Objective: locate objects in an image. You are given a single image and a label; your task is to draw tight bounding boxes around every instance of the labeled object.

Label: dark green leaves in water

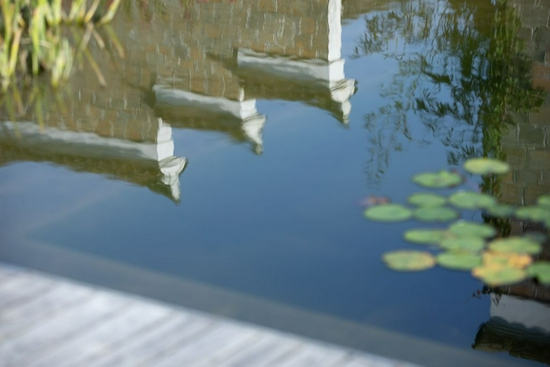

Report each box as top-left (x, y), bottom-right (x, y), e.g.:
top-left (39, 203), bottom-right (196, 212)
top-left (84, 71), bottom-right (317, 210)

top-left (363, 158), bottom-right (548, 286)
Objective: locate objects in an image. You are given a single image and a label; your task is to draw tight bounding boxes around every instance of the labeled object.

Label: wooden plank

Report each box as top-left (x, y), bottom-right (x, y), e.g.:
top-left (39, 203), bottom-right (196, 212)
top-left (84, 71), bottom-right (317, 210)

top-left (214, 331), bottom-right (303, 367)
top-left (0, 292), bottom-right (129, 367)
top-left (0, 282), bottom-right (93, 339)
top-left (0, 273), bottom-right (55, 309)
top-left (153, 321), bottom-right (259, 367)
top-left (274, 343), bottom-right (350, 367)
top-left (338, 352), bottom-right (406, 367)
top-left (89, 313), bottom-right (215, 367)
top-left (26, 301), bottom-right (173, 367)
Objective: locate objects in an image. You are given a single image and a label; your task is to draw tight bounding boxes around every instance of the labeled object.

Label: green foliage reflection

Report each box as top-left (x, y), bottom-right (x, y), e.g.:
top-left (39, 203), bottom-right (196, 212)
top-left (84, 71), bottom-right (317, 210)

top-left (357, 0), bottom-right (545, 185)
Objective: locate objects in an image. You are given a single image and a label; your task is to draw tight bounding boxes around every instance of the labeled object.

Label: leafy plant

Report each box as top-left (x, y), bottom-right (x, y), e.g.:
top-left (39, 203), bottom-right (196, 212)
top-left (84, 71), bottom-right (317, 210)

top-left (0, 0), bottom-right (122, 89)
top-left (364, 158), bottom-right (550, 287)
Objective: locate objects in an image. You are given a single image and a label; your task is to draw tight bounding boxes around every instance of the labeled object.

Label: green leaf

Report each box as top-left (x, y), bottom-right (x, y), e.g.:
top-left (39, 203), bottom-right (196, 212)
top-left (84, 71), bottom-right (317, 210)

top-left (382, 250), bottom-right (435, 271)
top-left (485, 204), bottom-right (515, 218)
top-left (488, 237), bottom-right (542, 255)
top-left (536, 195), bottom-right (550, 208)
top-left (412, 171), bottom-right (463, 189)
top-left (439, 237), bottom-right (485, 252)
top-left (437, 252), bottom-right (482, 270)
top-left (448, 221), bottom-right (496, 239)
top-left (408, 193), bottom-right (447, 207)
top-left (472, 266), bottom-right (528, 286)
top-left (448, 191), bottom-right (497, 210)
top-left (364, 204), bottom-right (412, 222)
top-left (527, 261), bottom-right (550, 285)
top-left (515, 206), bottom-right (550, 222)
top-left (413, 207), bottom-right (458, 222)
top-left (404, 229), bottom-right (447, 245)
top-left (463, 158), bottom-right (510, 175)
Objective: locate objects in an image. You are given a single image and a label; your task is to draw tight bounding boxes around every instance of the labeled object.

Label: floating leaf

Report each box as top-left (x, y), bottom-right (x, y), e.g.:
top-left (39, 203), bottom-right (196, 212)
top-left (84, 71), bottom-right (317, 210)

top-left (448, 221), bottom-right (496, 239)
top-left (537, 195), bottom-right (550, 208)
top-left (485, 204), bottom-right (515, 218)
top-left (412, 171), bottom-right (463, 189)
top-left (437, 252), bottom-right (482, 270)
top-left (472, 266), bottom-right (527, 286)
top-left (448, 191), bottom-right (497, 210)
top-left (404, 229), bottom-right (447, 245)
top-left (414, 207), bottom-right (458, 222)
top-left (488, 237), bottom-right (541, 255)
top-left (408, 193), bottom-right (447, 207)
top-left (364, 204), bottom-right (412, 222)
top-left (463, 158), bottom-right (510, 175)
top-left (440, 237), bottom-right (485, 252)
top-left (527, 261), bottom-right (550, 285)
top-left (515, 206), bottom-right (550, 222)
top-left (482, 252), bottom-right (532, 269)
top-left (382, 250), bottom-right (435, 271)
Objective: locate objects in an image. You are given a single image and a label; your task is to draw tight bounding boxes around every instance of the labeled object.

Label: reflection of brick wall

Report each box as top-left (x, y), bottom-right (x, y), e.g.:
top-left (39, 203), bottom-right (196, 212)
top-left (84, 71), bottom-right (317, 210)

top-left (500, 1), bottom-right (550, 206)
top-left (117, 0), bottom-right (336, 101)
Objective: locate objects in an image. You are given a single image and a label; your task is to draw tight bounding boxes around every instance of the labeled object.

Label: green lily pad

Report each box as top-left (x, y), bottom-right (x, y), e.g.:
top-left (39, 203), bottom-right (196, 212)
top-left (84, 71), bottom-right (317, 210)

top-left (485, 204), bottom-right (515, 218)
top-left (448, 221), bottom-right (496, 239)
top-left (439, 237), bottom-right (486, 252)
top-left (515, 206), bottom-right (550, 222)
top-left (437, 252), bottom-right (482, 271)
top-left (412, 171), bottom-right (463, 189)
top-left (364, 204), bottom-right (413, 222)
top-left (527, 261), bottom-right (550, 285)
top-left (482, 252), bottom-right (532, 269)
top-left (382, 250), bottom-right (435, 271)
top-left (463, 158), bottom-right (510, 175)
top-left (408, 193), bottom-right (447, 207)
top-left (488, 237), bottom-right (542, 255)
top-left (448, 191), bottom-right (497, 210)
top-left (472, 265), bottom-right (527, 286)
top-left (414, 207), bottom-right (458, 222)
top-left (537, 195), bottom-right (550, 208)
top-left (404, 229), bottom-right (447, 245)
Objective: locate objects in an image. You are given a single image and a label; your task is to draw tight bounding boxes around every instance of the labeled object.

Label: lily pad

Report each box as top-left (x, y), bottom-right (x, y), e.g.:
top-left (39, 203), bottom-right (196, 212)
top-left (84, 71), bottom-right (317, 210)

top-left (485, 204), bottom-right (515, 218)
top-left (437, 252), bottom-right (482, 271)
top-left (364, 204), bottom-right (413, 222)
top-left (488, 237), bottom-right (542, 255)
top-left (515, 206), bottom-right (550, 222)
top-left (414, 207), bottom-right (458, 222)
top-left (472, 265), bottom-right (527, 286)
top-left (482, 252), bottom-right (533, 269)
top-left (412, 171), bottom-right (463, 189)
top-left (439, 237), bottom-right (485, 252)
top-left (537, 195), bottom-right (550, 208)
top-left (408, 193), bottom-right (447, 207)
top-left (448, 191), bottom-right (497, 210)
top-left (448, 221), bottom-right (496, 239)
top-left (404, 229), bottom-right (447, 245)
top-left (463, 158), bottom-right (510, 175)
top-left (524, 231), bottom-right (547, 244)
top-left (382, 250), bottom-right (436, 271)
top-left (527, 261), bottom-right (550, 285)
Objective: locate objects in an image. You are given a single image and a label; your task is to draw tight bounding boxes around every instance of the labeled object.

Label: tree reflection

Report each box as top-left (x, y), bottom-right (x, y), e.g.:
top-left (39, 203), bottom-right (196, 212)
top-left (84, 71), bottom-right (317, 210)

top-left (355, 0), bottom-right (544, 186)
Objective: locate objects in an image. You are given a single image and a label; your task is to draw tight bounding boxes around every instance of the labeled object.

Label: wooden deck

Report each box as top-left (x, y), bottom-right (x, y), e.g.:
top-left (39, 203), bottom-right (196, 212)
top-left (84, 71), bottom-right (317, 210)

top-left (0, 263), bottom-right (417, 367)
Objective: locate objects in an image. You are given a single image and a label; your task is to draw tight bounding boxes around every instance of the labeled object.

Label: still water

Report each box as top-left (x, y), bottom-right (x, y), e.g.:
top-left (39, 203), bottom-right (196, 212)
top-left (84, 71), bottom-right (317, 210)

top-left (1, 0), bottom-right (549, 365)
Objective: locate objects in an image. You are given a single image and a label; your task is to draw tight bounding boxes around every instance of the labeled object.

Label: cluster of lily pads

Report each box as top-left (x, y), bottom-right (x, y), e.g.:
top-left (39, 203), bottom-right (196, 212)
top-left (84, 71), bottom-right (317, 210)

top-left (364, 158), bottom-right (550, 287)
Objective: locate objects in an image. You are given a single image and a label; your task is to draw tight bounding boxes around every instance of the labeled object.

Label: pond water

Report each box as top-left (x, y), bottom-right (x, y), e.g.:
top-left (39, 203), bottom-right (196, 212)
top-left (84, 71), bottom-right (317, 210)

top-left (1, 0), bottom-right (549, 366)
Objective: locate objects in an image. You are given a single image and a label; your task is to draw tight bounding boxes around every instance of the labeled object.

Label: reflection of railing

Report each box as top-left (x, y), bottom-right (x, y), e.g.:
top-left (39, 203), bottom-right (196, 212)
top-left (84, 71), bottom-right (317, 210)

top-left (0, 119), bottom-right (187, 202)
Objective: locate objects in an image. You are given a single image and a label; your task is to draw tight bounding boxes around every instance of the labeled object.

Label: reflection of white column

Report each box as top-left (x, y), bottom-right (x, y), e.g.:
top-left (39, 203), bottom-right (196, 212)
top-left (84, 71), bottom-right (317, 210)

top-left (0, 119), bottom-right (187, 202)
top-left (490, 294), bottom-right (550, 334)
top-left (153, 84), bottom-right (266, 153)
top-left (328, 0), bottom-right (342, 62)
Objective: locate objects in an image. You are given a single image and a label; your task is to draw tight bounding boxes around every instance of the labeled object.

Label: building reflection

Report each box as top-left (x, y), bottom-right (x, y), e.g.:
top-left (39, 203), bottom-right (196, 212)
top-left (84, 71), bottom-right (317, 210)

top-left (0, 0), bottom-right (359, 200)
